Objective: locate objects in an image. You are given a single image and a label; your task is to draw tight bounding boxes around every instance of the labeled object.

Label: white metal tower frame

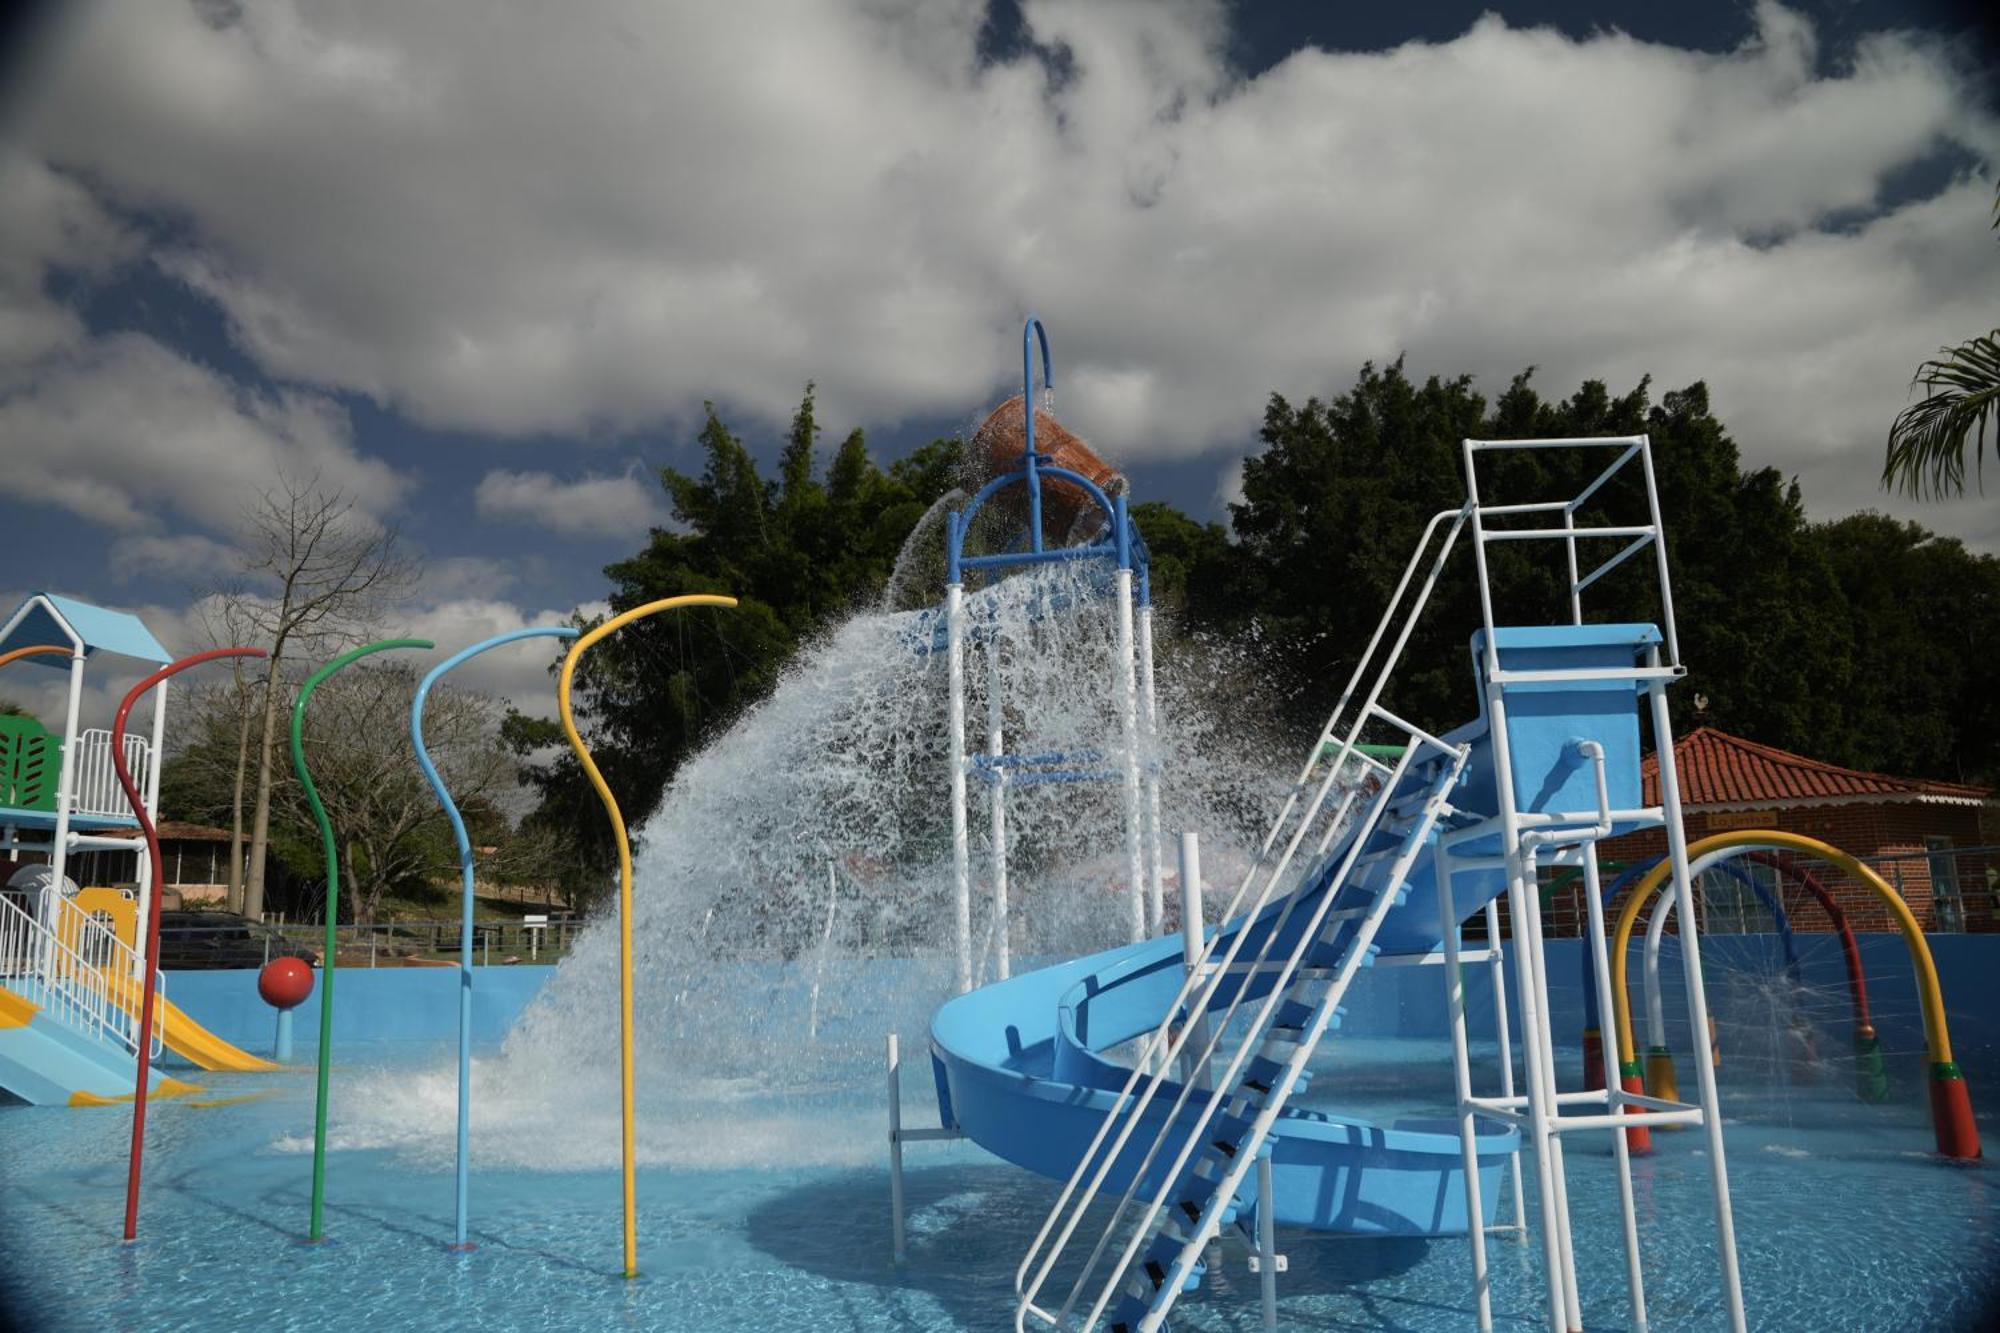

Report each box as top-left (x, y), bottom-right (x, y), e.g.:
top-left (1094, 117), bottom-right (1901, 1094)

top-left (942, 321), bottom-right (1164, 994)
top-left (1439, 434), bottom-right (1747, 1333)
top-left (0, 594), bottom-right (167, 982)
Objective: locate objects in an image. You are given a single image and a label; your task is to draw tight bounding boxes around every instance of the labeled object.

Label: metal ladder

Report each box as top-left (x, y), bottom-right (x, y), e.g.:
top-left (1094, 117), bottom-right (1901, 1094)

top-left (1014, 505), bottom-right (1477, 1332)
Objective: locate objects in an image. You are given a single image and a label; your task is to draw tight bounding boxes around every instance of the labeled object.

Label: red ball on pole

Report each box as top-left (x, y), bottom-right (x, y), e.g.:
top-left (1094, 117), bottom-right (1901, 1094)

top-left (259, 956), bottom-right (315, 1011)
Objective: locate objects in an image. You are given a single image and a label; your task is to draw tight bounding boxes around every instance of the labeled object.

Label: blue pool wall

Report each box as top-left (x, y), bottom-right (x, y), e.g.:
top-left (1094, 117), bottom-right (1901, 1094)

top-left (164, 933), bottom-right (2000, 1082)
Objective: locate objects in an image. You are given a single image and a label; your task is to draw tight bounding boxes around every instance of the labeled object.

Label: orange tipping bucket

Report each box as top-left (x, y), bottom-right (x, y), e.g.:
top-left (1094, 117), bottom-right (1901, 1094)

top-left (969, 395), bottom-right (1124, 546)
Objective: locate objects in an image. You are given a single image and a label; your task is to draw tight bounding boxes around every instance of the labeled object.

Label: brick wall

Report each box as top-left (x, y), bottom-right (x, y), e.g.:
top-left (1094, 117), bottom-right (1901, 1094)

top-left (1594, 800), bottom-right (1993, 933)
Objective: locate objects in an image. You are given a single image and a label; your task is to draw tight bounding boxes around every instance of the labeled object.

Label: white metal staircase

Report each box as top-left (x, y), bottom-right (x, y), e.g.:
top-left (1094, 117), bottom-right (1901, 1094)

top-left (1014, 505), bottom-right (1478, 1333)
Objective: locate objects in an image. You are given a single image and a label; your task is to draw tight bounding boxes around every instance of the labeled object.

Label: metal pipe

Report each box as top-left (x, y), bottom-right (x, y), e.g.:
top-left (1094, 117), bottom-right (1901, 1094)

top-left (1646, 667), bottom-right (1747, 1331)
top-left (985, 640), bottom-right (1010, 980)
top-left (559, 596), bottom-right (736, 1279)
top-left (888, 1033), bottom-right (907, 1263)
top-left (1582, 852), bottom-right (1648, 1329)
top-left (295, 637), bottom-right (434, 1244)
top-left (1436, 852), bottom-right (1493, 1331)
top-left (411, 624), bottom-right (580, 1254)
top-left (946, 581), bottom-right (972, 993)
top-left (115, 646), bottom-right (268, 1244)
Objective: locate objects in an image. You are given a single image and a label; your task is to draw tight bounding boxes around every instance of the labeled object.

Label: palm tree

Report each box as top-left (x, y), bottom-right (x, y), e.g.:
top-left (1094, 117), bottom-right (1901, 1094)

top-left (1882, 185), bottom-right (2000, 499)
top-left (1880, 183), bottom-right (1992, 498)
top-left (1884, 334), bottom-right (2000, 498)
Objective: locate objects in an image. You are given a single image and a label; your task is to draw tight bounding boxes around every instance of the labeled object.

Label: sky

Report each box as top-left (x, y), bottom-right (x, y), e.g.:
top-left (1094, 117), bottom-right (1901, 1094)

top-left (1, 0), bottom-right (1996, 722)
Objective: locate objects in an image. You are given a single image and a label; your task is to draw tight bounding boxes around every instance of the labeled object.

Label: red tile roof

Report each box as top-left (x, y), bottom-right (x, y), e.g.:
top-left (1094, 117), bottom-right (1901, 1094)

top-left (1642, 727), bottom-right (1992, 808)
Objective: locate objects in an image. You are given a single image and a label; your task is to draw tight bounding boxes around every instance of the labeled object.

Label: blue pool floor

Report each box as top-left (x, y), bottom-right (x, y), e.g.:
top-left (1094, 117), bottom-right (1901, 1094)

top-left (3, 1038), bottom-right (1998, 1331)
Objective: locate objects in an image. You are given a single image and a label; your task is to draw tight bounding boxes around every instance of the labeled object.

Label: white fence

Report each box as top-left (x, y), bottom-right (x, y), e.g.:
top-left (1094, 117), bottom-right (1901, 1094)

top-left (69, 728), bottom-right (152, 821)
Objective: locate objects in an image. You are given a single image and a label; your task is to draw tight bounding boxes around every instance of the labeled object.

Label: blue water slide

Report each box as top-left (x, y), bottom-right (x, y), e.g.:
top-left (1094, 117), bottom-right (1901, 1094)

top-left (929, 758), bottom-right (1519, 1238)
top-left (927, 622), bottom-right (1668, 1242)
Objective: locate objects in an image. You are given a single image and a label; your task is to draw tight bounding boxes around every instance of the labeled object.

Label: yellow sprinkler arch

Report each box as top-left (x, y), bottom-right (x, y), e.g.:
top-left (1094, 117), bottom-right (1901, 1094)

top-left (1610, 829), bottom-right (1977, 1159)
top-left (557, 593), bottom-right (737, 1280)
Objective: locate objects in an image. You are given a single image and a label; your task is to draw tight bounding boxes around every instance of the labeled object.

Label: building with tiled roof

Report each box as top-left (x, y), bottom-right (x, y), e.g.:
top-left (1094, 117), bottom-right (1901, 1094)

top-left (1640, 727), bottom-right (1992, 812)
top-left (1602, 727), bottom-right (1996, 933)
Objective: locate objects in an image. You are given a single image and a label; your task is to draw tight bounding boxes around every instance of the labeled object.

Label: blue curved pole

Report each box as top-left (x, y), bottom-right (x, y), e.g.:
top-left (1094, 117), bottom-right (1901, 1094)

top-left (410, 625), bottom-right (580, 1251)
top-left (1022, 316), bottom-right (1053, 552)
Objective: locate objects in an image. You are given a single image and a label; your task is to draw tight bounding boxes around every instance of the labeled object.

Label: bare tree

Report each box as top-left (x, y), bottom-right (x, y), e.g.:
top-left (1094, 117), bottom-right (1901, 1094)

top-left (281, 662), bottom-right (515, 924)
top-left (233, 479), bottom-right (416, 921)
top-left (187, 593), bottom-right (263, 912)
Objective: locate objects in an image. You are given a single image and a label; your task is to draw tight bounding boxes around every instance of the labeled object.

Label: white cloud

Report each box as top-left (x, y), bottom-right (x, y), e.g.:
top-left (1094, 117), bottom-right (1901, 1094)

top-left (11, 0), bottom-right (1999, 549)
top-left (473, 468), bottom-right (668, 540)
top-left (0, 332), bottom-right (410, 536)
top-left (105, 532), bottom-right (241, 584)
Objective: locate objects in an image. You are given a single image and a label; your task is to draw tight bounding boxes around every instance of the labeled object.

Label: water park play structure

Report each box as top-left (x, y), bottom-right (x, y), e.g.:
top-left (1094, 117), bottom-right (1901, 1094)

top-left (0, 597), bottom-right (272, 1108)
top-left (895, 319), bottom-right (1897, 1333)
top-left (0, 322), bottom-right (1989, 1332)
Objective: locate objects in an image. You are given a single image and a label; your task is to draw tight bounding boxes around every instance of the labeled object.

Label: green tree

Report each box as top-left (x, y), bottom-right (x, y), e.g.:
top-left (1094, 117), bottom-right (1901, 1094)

top-left (1227, 362), bottom-right (1851, 756)
top-left (1807, 514), bottom-right (2000, 784)
top-left (511, 387), bottom-right (964, 900)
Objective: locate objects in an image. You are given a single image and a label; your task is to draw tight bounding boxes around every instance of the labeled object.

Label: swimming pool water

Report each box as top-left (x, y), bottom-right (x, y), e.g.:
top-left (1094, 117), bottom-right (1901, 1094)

top-left (3, 1037), bottom-right (1996, 1331)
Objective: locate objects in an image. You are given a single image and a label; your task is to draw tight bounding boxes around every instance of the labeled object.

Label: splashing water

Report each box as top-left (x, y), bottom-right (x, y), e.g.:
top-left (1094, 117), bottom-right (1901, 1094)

top-left (330, 555), bottom-right (1294, 1171)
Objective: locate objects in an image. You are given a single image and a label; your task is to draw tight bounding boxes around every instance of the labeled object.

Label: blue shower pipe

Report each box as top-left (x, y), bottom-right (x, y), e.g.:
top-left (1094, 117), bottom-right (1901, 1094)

top-left (1578, 854), bottom-right (1797, 1032)
top-left (410, 625), bottom-right (581, 1251)
top-left (1022, 315), bottom-right (1053, 552)
top-left (945, 315), bottom-right (1143, 589)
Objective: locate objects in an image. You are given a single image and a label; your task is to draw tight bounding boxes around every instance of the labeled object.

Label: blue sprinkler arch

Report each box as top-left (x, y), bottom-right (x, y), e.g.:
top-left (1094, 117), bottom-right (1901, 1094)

top-left (1579, 854), bottom-right (1797, 1032)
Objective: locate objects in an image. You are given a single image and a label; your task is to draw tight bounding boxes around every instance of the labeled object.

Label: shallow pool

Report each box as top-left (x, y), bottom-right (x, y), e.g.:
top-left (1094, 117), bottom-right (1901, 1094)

top-left (2, 1036), bottom-right (1996, 1331)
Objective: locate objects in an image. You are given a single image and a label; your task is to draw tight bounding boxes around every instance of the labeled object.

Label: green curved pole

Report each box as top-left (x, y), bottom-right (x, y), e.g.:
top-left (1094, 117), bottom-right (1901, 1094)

top-left (293, 636), bottom-right (433, 1242)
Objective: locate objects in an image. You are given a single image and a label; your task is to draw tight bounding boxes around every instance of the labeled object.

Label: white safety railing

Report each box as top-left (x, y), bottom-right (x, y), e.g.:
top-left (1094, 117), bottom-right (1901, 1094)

top-left (0, 892), bottom-right (160, 1058)
top-left (70, 728), bottom-right (151, 821)
top-left (1016, 506), bottom-right (1475, 1332)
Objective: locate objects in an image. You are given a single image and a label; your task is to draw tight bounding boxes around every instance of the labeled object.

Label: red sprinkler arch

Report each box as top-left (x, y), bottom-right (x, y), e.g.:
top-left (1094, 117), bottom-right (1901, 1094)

top-left (1744, 851), bottom-right (1885, 1102)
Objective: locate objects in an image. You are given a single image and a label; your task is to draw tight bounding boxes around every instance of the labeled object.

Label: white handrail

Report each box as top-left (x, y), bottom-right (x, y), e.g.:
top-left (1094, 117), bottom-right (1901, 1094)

top-left (0, 893), bottom-right (160, 1059)
top-left (1016, 507), bottom-right (1474, 1330)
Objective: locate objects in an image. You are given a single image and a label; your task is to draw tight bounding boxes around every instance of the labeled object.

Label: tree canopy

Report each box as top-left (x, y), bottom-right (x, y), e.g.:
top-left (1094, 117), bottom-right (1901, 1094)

top-left (505, 365), bottom-right (2000, 902)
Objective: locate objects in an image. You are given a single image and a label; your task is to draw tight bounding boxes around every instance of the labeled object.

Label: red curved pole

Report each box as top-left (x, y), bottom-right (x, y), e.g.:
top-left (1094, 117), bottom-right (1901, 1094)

top-left (115, 646), bottom-right (266, 1243)
top-left (1747, 851), bottom-right (1872, 1030)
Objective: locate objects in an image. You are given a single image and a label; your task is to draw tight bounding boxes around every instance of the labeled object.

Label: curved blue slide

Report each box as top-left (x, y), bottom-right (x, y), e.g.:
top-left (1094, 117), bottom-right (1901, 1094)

top-left (928, 819), bottom-right (1519, 1239)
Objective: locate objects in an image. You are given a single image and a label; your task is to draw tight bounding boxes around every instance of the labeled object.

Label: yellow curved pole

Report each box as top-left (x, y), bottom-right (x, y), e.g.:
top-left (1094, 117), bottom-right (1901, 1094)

top-left (557, 594), bottom-right (736, 1280)
top-left (1611, 830), bottom-right (1951, 1069)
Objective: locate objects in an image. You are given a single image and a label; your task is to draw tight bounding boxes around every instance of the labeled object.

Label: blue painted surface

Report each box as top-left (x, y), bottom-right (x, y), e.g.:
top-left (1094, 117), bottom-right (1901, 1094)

top-left (1, 592), bottom-right (171, 664)
top-left (161, 965), bottom-right (557, 1057)
top-left (0, 979), bottom-right (175, 1105)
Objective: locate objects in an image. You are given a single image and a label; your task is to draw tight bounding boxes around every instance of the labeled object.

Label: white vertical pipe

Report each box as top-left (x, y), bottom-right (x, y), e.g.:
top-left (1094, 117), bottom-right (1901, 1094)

top-left (1484, 679), bottom-right (1572, 1333)
top-left (887, 1033), bottom-right (907, 1263)
top-left (1517, 850), bottom-right (1583, 1329)
top-left (985, 641), bottom-right (1010, 980)
top-left (1436, 853), bottom-right (1494, 1332)
top-left (1582, 852), bottom-right (1649, 1330)
top-left (1648, 668), bottom-right (1747, 1332)
top-left (945, 584), bottom-right (971, 994)
top-left (1177, 832), bottom-right (1213, 1090)
top-left (1485, 897), bottom-right (1526, 1235)
top-left (1137, 604), bottom-right (1164, 934)
top-left (1256, 1149), bottom-right (1279, 1331)
top-left (42, 649), bottom-right (86, 987)
top-left (1504, 869), bottom-right (1569, 1333)
top-left (139, 680), bottom-right (169, 981)
top-left (1113, 569), bottom-right (1145, 946)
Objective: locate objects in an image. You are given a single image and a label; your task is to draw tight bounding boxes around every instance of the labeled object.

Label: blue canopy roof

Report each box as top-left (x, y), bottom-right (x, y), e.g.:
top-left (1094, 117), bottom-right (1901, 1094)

top-left (0, 594), bottom-right (173, 667)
